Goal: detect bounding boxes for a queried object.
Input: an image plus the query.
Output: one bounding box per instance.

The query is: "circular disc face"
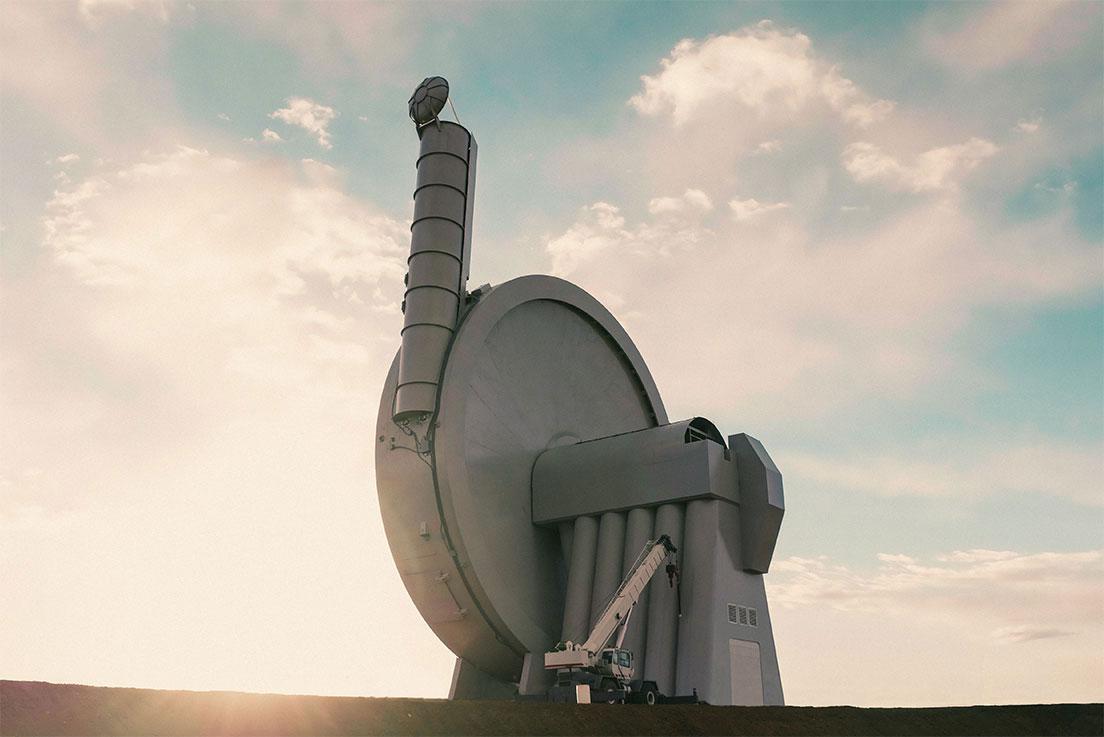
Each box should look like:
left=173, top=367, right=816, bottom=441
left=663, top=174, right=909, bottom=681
left=376, top=276, right=665, bottom=681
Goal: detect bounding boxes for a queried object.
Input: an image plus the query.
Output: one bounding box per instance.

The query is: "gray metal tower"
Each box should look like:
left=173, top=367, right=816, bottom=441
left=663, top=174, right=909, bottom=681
left=375, top=78, right=785, bottom=706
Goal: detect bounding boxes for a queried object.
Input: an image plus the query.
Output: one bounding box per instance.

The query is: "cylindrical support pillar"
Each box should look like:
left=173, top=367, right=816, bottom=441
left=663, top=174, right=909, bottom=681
left=557, top=520, right=575, bottom=589
left=561, top=515, right=599, bottom=643
left=621, top=507, right=654, bottom=674
left=393, top=121, right=477, bottom=425
left=675, top=499, right=718, bottom=699
left=589, top=512, right=627, bottom=630
left=643, top=502, right=684, bottom=695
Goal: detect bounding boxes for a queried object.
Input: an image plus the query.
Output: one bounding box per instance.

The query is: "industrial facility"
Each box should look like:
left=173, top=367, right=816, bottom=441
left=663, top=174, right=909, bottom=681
left=375, top=78, right=786, bottom=706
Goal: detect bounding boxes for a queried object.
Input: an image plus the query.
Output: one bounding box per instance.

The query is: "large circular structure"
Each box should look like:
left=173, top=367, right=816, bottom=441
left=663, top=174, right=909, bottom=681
left=378, top=84, right=786, bottom=705
left=375, top=276, right=666, bottom=681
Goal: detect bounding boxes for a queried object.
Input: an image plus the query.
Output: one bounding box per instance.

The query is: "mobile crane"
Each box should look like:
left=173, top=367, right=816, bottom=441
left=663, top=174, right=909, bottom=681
left=544, top=535, right=681, bottom=704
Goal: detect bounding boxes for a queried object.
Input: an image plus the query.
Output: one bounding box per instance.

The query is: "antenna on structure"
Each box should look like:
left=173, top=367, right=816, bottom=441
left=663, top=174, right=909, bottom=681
left=408, top=76, right=450, bottom=129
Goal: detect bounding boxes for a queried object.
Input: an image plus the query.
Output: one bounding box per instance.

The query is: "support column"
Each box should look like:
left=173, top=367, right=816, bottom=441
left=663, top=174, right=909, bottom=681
left=675, top=499, right=718, bottom=699
left=561, top=515, right=598, bottom=643
left=643, top=502, right=684, bottom=695
left=590, top=512, right=627, bottom=630
left=558, top=520, right=574, bottom=589
left=621, top=506, right=654, bottom=677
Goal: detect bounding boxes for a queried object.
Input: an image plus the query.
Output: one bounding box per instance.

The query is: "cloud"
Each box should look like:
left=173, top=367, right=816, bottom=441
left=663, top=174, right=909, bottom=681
left=754, top=140, right=783, bottom=154
left=210, top=3, right=431, bottom=81
left=0, top=128, right=470, bottom=700
left=1, top=145, right=459, bottom=697
left=785, top=437, right=1103, bottom=507
left=78, top=0, right=171, bottom=26
left=937, top=550, right=1018, bottom=563
left=648, top=188, right=713, bottom=215
left=630, top=21, right=893, bottom=128
left=1015, top=117, right=1041, bottom=134
left=729, top=197, right=790, bottom=221
left=992, top=626, right=1075, bottom=644
left=546, top=195, right=716, bottom=278
left=842, top=137, right=998, bottom=193
left=768, top=548, right=1104, bottom=704
left=542, top=189, right=1098, bottom=427
left=924, top=1, right=1101, bottom=72
left=35, top=144, right=406, bottom=394
left=18, top=145, right=408, bottom=520
left=0, top=2, right=175, bottom=149
left=771, top=548, right=1102, bottom=634
left=269, top=97, right=337, bottom=149
left=546, top=202, right=628, bottom=276
left=245, top=128, right=284, bottom=144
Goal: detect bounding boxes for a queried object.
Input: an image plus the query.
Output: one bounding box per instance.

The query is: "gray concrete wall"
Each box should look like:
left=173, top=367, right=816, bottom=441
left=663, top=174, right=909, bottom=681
left=642, top=503, right=684, bottom=695
left=674, top=500, right=783, bottom=705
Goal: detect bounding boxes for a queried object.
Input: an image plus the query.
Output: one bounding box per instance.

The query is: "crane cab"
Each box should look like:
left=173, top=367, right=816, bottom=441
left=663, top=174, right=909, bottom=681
left=595, top=648, right=634, bottom=681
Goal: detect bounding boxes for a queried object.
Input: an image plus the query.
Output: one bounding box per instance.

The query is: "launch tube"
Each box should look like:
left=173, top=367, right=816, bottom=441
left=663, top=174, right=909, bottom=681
left=393, top=121, right=478, bottom=425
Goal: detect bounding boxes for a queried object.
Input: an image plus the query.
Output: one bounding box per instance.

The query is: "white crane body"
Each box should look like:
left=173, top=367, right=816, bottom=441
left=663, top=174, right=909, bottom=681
left=544, top=535, right=678, bottom=701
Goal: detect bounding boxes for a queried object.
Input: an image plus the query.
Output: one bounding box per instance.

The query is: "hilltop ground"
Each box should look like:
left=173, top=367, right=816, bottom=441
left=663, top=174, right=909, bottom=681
left=1, top=681, right=1100, bottom=736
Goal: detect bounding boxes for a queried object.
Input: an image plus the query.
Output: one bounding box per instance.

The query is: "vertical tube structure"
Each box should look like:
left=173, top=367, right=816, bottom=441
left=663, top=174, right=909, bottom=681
left=557, top=521, right=575, bottom=589
left=620, top=507, right=654, bottom=674
left=675, top=499, right=717, bottom=697
left=392, top=121, right=478, bottom=425
left=644, top=502, right=684, bottom=695
left=561, top=515, right=599, bottom=643
left=589, top=512, right=627, bottom=630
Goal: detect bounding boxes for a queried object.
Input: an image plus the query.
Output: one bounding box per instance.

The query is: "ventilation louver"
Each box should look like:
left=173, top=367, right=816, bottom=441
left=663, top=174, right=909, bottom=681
left=728, top=603, right=759, bottom=627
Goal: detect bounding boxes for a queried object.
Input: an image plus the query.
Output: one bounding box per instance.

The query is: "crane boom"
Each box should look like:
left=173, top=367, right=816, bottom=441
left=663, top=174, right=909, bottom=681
left=582, top=535, right=675, bottom=652
left=545, top=535, right=677, bottom=673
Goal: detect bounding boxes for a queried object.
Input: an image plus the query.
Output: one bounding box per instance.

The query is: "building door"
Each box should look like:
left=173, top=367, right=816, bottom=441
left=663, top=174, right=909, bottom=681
left=729, top=639, right=764, bottom=705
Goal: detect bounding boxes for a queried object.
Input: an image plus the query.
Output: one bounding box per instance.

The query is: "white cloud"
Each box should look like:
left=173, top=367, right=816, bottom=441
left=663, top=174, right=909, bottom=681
left=78, top=0, right=171, bottom=25
left=543, top=191, right=1099, bottom=427
left=937, top=549, right=1018, bottom=564
left=754, top=140, right=783, bottom=154
left=630, top=21, right=893, bottom=128
left=212, top=3, right=421, bottom=80
left=647, top=188, right=713, bottom=215
left=1016, top=117, right=1041, bottom=134
left=785, top=437, right=1103, bottom=507
left=2, top=147, right=456, bottom=698
left=245, top=128, right=284, bottom=144
left=768, top=549, right=1104, bottom=706
left=842, top=137, right=998, bottom=193
left=217, top=112, right=231, bottom=122
left=991, top=626, right=1075, bottom=644
left=925, top=1, right=1100, bottom=72
left=52, top=153, right=80, bottom=165
left=771, top=549, right=1102, bottom=629
left=768, top=549, right=1104, bottom=704
left=1, top=3, right=174, bottom=148
left=546, top=196, right=717, bottom=278
left=546, top=202, right=628, bottom=276
left=39, top=144, right=406, bottom=356
left=729, top=197, right=790, bottom=221
left=269, top=97, right=337, bottom=149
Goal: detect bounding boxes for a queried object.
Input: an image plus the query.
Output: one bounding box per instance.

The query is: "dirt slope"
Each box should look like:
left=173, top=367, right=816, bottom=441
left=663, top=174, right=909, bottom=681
left=1, top=681, right=1100, bottom=736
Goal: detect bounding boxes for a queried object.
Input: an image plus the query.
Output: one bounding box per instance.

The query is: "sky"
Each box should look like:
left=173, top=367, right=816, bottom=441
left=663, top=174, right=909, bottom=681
left=1, top=0, right=1102, bottom=708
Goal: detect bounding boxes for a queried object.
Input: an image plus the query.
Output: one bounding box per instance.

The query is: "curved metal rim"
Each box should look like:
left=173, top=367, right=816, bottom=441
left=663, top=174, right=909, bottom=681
left=430, top=275, right=668, bottom=670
